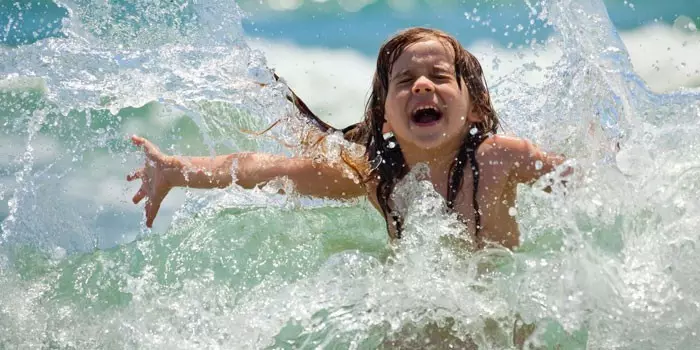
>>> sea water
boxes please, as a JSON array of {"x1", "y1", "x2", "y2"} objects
[{"x1": 1, "y1": 0, "x2": 699, "y2": 348}]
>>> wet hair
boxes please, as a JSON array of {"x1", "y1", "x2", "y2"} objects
[
  {"x1": 269, "y1": 27, "x2": 499, "y2": 239},
  {"x1": 361, "y1": 27, "x2": 499, "y2": 238}
]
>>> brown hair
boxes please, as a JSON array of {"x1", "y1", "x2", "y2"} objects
[
  {"x1": 264, "y1": 27, "x2": 499, "y2": 239},
  {"x1": 361, "y1": 27, "x2": 499, "y2": 238}
]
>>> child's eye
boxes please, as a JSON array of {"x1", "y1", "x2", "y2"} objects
[
  {"x1": 433, "y1": 74, "x2": 453, "y2": 82},
  {"x1": 396, "y1": 77, "x2": 413, "y2": 85}
]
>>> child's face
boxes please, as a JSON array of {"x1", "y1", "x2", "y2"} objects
[{"x1": 384, "y1": 39, "x2": 474, "y2": 150}]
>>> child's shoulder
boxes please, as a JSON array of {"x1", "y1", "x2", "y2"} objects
[{"x1": 481, "y1": 134, "x2": 535, "y2": 156}]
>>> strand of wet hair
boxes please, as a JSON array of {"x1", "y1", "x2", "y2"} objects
[
  {"x1": 365, "y1": 110, "x2": 407, "y2": 238},
  {"x1": 447, "y1": 131, "x2": 485, "y2": 240},
  {"x1": 467, "y1": 134, "x2": 483, "y2": 238},
  {"x1": 270, "y1": 73, "x2": 365, "y2": 143}
]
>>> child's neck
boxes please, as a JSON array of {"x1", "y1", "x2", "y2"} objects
[{"x1": 400, "y1": 136, "x2": 464, "y2": 180}]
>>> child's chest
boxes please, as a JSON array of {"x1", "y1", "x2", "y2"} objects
[
  {"x1": 435, "y1": 161, "x2": 513, "y2": 227},
  {"x1": 365, "y1": 158, "x2": 516, "y2": 240}
]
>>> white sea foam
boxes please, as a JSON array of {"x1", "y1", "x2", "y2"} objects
[
  {"x1": 621, "y1": 23, "x2": 700, "y2": 92},
  {"x1": 247, "y1": 37, "x2": 375, "y2": 128}
]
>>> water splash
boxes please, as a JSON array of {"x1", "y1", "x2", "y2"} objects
[
  {"x1": 491, "y1": 0, "x2": 700, "y2": 348},
  {"x1": 1, "y1": 0, "x2": 700, "y2": 348},
  {"x1": 0, "y1": 0, "x2": 304, "y2": 250}
]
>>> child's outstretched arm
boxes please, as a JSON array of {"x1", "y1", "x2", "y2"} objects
[{"x1": 127, "y1": 135, "x2": 365, "y2": 227}]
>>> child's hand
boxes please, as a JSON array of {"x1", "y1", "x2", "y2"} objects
[{"x1": 127, "y1": 135, "x2": 180, "y2": 228}]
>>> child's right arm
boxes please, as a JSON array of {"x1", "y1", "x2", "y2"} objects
[{"x1": 127, "y1": 135, "x2": 365, "y2": 227}]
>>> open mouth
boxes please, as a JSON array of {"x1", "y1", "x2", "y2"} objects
[{"x1": 411, "y1": 106, "x2": 443, "y2": 126}]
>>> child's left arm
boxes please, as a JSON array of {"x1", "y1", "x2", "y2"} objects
[{"x1": 499, "y1": 136, "x2": 572, "y2": 186}]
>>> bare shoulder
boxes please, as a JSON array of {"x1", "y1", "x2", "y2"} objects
[
  {"x1": 481, "y1": 134, "x2": 534, "y2": 155},
  {"x1": 482, "y1": 134, "x2": 566, "y2": 185},
  {"x1": 477, "y1": 134, "x2": 536, "y2": 166}
]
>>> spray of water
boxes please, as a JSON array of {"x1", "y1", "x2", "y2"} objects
[{"x1": 1, "y1": 0, "x2": 700, "y2": 348}]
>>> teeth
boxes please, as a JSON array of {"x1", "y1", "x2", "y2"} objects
[{"x1": 412, "y1": 105, "x2": 439, "y2": 115}]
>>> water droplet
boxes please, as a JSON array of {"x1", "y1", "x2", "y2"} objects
[
  {"x1": 51, "y1": 246, "x2": 66, "y2": 260},
  {"x1": 535, "y1": 160, "x2": 543, "y2": 170},
  {"x1": 508, "y1": 207, "x2": 517, "y2": 216}
]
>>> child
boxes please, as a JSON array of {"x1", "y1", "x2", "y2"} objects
[{"x1": 127, "y1": 27, "x2": 568, "y2": 250}]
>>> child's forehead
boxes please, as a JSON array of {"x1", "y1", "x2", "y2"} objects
[{"x1": 392, "y1": 39, "x2": 455, "y2": 69}]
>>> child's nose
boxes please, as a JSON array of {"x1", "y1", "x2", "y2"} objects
[{"x1": 412, "y1": 76, "x2": 434, "y2": 94}]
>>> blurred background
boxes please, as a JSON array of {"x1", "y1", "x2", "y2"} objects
[{"x1": 239, "y1": 0, "x2": 699, "y2": 126}]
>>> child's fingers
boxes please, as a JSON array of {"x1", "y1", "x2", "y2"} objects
[
  {"x1": 131, "y1": 135, "x2": 160, "y2": 158},
  {"x1": 132, "y1": 187, "x2": 147, "y2": 204},
  {"x1": 131, "y1": 134, "x2": 145, "y2": 146},
  {"x1": 145, "y1": 199, "x2": 161, "y2": 228},
  {"x1": 126, "y1": 169, "x2": 143, "y2": 181}
]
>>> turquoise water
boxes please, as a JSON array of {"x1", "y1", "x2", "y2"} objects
[{"x1": 1, "y1": 0, "x2": 700, "y2": 348}]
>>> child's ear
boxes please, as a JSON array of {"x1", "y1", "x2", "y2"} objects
[
  {"x1": 382, "y1": 120, "x2": 392, "y2": 134},
  {"x1": 466, "y1": 105, "x2": 483, "y2": 123}
]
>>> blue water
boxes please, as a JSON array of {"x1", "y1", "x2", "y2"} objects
[
  {"x1": 1, "y1": 0, "x2": 700, "y2": 348},
  {"x1": 239, "y1": 0, "x2": 700, "y2": 54},
  {"x1": 3, "y1": 0, "x2": 699, "y2": 50}
]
